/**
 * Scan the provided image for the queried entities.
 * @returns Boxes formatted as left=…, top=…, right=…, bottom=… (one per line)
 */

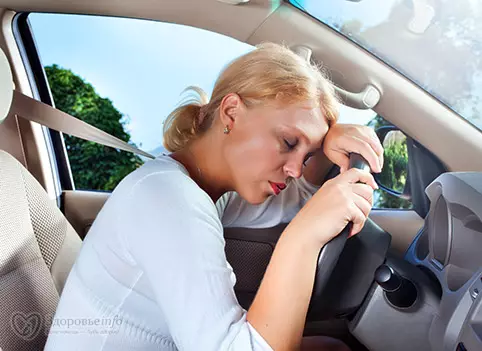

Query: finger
left=339, top=168, right=378, bottom=190
left=352, top=191, right=373, bottom=218
left=355, top=126, right=384, bottom=157
left=367, top=128, right=384, bottom=156
left=349, top=187, right=373, bottom=236
left=368, top=129, right=385, bottom=170
left=349, top=204, right=367, bottom=237
left=336, top=135, right=381, bottom=173
left=349, top=136, right=382, bottom=173
left=327, top=151, right=350, bottom=174
left=350, top=183, right=374, bottom=205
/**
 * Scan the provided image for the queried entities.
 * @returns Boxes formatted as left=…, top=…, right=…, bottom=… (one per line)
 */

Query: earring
left=223, top=126, right=230, bottom=134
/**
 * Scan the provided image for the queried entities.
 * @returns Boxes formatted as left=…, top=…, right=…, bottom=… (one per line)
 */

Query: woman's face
left=223, top=98, right=330, bottom=205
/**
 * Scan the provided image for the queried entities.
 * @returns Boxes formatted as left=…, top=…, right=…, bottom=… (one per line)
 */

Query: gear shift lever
left=375, top=264, right=418, bottom=308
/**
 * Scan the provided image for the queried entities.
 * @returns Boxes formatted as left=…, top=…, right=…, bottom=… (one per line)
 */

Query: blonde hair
left=163, top=43, right=339, bottom=152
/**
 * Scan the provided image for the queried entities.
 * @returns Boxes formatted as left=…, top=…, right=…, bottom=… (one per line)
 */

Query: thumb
left=339, top=168, right=378, bottom=189
left=330, top=153, right=350, bottom=174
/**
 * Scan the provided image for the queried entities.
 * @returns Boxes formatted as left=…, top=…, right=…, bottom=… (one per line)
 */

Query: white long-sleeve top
left=45, top=154, right=320, bottom=350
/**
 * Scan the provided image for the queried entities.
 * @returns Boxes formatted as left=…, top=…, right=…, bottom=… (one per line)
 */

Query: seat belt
left=11, top=90, right=155, bottom=159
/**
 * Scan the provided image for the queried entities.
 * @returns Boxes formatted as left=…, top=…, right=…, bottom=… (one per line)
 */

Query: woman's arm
left=247, top=225, right=320, bottom=350
left=304, top=123, right=384, bottom=186
left=247, top=169, right=377, bottom=350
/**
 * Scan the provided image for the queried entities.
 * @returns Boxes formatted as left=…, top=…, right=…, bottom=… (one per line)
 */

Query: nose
left=283, top=155, right=303, bottom=179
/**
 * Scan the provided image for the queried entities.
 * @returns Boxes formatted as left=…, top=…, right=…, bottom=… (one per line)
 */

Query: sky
left=29, top=12, right=376, bottom=153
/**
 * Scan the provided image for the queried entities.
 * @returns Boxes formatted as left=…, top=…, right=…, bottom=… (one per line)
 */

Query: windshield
left=289, top=0, right=482, bottom=131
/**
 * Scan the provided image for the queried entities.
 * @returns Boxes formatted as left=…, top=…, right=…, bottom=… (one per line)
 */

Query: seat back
left=0, top=47, right=81, bottom=350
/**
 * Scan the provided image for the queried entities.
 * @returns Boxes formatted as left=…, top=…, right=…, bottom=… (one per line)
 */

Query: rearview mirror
left=375, top=126, right=411, bottom=202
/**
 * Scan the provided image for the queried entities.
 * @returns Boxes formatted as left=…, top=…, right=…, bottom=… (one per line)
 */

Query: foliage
left=45, top=64, right=143, bottom=191
left=377, top=138, right=411, bottom=209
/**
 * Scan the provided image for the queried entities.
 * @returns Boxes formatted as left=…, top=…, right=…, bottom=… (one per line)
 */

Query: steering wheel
left=308, top=153, right=371, bottom=315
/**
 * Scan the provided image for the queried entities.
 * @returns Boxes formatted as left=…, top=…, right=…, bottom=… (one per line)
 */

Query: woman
left=45, top=43, right=383, bottom=350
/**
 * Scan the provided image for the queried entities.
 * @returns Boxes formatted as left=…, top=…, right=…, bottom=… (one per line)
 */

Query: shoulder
left=113, top=156, right=221, bottom=230
left=113, top=158, right=226, bottom=257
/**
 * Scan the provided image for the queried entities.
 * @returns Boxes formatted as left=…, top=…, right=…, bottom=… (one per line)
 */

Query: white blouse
left=45, top=154, right=320, bottom=350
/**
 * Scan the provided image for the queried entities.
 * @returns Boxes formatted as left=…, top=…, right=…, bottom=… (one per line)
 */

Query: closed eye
left=284, top=139, right=297, bottom=150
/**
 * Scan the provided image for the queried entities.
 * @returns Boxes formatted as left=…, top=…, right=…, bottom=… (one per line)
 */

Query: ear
left=219, top=93, right=245, bottom=130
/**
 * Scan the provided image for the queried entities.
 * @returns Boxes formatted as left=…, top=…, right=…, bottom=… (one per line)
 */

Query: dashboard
left=406, top=172, right=482, bottom=351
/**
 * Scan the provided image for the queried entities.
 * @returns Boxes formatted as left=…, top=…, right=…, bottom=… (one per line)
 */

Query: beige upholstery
left=0, top=40, right=12, bottom=125
left=0, top=43, right=82, bottom=350
left=0, top=150, right=82, bottom=350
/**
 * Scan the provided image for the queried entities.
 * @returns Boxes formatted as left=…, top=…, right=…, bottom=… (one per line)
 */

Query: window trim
left=13, top=12, right=74, bottom=191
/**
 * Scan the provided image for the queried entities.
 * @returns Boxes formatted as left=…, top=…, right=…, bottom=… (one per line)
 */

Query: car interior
left=1, top=0, right=482, bottom=350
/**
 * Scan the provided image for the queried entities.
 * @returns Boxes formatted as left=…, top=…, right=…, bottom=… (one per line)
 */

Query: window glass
left=29, top=13, right=377, bottom=188
left=29, top=13, right=253, bottom=190
left=338, top=105, right=376, bottom=125
left=289, top=0, right=482, bottom=133
left=29, top=13, right=410, bottom=209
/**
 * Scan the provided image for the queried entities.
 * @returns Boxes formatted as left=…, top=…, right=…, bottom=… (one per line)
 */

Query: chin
left=248, top=196, right=269, bottom=205
left=237, top=187, right=269, bottom=205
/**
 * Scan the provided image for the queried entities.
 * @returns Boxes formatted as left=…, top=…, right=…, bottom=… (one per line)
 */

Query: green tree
left=45, top=64, right=143, bottom=191
left=377, top=139, right=411, bottom=209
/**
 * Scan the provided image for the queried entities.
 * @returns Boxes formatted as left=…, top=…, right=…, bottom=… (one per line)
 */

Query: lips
left=269, top=181, right=287, bottom=195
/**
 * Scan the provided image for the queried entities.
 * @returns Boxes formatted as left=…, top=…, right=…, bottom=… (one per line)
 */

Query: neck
left=170, top=135, right=232, bottom=203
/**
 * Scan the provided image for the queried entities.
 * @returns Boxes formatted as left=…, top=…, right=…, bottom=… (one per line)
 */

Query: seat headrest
left=0, top=47, right=13, bottom=125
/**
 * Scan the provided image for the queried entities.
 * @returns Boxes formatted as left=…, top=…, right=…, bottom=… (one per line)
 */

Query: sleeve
left=218, top=175, right=321, bottom=229
left=121, top=172, right=273, bottom=351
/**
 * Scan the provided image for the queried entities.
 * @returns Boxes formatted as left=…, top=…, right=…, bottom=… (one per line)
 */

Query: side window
left=29, top=13, right=253, bottom=191
left=29, top=13, right=411, bottom=209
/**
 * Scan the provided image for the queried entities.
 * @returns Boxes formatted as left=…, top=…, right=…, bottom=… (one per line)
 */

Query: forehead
left=267, top=102, right=329, bottom=146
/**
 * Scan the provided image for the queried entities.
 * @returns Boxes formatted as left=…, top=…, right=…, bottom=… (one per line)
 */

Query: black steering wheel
left=308, top=153, right=371, bottom=315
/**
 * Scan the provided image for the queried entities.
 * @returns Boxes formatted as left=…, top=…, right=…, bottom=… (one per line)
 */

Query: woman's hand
left=323, top=123, right=384, bottom=174
left=288, top=168, right=378, bottom=246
